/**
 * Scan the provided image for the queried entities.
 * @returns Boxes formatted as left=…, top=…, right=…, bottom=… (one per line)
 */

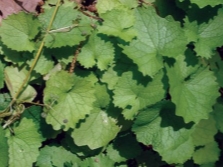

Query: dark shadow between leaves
left=62, top=132, right=103, bottom=157
left=163, top=56, right=175, bottom=67
left=159, top=101, right=194, bottom=131
left=75, top=114, right=89, bottom=129
left=184, top=48, right=199, bottom=67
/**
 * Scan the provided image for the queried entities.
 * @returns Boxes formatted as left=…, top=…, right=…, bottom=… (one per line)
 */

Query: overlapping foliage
left=0, top=0, right=223, bottom=166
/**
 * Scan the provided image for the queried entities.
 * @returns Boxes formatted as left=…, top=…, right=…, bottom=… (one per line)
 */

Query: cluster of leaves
left=0, top=0, right=223, bottom=166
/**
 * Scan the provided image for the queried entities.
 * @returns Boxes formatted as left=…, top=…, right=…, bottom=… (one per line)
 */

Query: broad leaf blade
left=39, top=6, right=93, bottom=48
left=193, top=142, right=220, bottom=165
left=191, top=115, right=217, bottom=146
left=133, top=101, right=194, bottom=164
left=6, top=118, right=44, bottom=167
left=80, top=154, right=115, bottom=167
left=72, top=111, right=120, bottom=149
left=213, top=100, right=223, bottom=133
left=4, top=66, right=37, bottom=102
left=0, top=12, right=40, bottom=52
left=43, top=71, right=96, bottom=130
left=96, top=0, right=118, bottom=13
left=0, top=127, right=9, bottom=167
left=22, top=106, right=60, bottom=139
left=113, top=70, right=166, bottom=119
left=107, top=133, right=142, bottom=162
left=193, top=9, right=223, bottom=58
left=166, top=54, right=219, bottom=123
left=36, top=146, right=80, bottom=167
left=122, top=7, right=187, bottom=77
left=78, top=32, right=115, bottom=70
left=27, top=54, right=54, bottom=75
left=190, top=0, right=223, bottom=8
left=98, top=8, right=136, bottom=42
left=0, top=60, right=4, bottom=89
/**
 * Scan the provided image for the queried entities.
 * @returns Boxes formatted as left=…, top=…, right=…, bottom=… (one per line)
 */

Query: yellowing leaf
left=4, top=66, right=37, bottom=102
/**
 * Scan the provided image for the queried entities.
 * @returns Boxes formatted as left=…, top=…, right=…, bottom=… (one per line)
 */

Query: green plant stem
left=11, top=0, right=61, bottom=105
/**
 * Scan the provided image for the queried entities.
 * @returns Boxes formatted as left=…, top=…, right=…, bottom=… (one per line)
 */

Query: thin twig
left=80, top=10, right=103, bottom=21
left=69, top=44, right=82, bottom=73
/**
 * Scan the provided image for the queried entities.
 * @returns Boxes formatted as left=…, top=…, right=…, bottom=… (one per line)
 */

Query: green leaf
left=93, top=84, right=111, bottom=109
left=119, top=0, right=138, bottom=8
left=193, top=142, right=220, bottom=165
left=183, top=17, right=199, bottom=43
left=0, top=12, right=40, bottom=52
left=6, top=118, right=44, bottom=167
left=98, top=8, right=136, bottom=42
left=1, top=46, right=31, bottom=66
left=133, top=101, right=194, bottom=164
left=72, top=111, right=120, bottom=149
left=39, top=6, right=93, bottom=48
left=36, top=146, right=80, bottom=167
left=200, top=163, right=216, bottom=167
left=80, top=154, right=115, bottom=167
left=191, top=115, right=217, bottom=146
left=43, top=70, right=96, bottom=130
left=96, top=0, right=124, bottom=14
left=101, top=55, right=136, bottom=90
left=107, top=133, right=142, bottom=162
left=43, top=47, right=76, bottom=65
left=96, top=0, right=138, bottom=14
left=27, top=54, right=54, bottom=75
left=213, top=100, right=223, bottom=133
left=122, top=7, right=187, bottom=77
left=113, top=70, right=166, bottom=119
left=190, top=0, right=223, bottom=8
left=0, top=93, right=11, bottom=111
left=101, top=65, right=121, bottom=90
left=77, top=32, right=115, bottom=70
left=74, top=68, right=98, bottom=86
left=4, top=66, right=37, bottom=103
left=209, top=53, right=223, bottom=87
left=0, top=127, right=9, bottom=167
left=166, top=54, right=219, bottom=123
left=62, top=134, right=105, bottom=157
left=22, top=106, right=60, bottom=139
left=193, top=9, right=223, bottom=58
left=0, top=60, right=4, bottom=89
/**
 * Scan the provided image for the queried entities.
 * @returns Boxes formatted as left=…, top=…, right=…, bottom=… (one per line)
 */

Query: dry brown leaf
left=0, top=0, right=41, bottom=24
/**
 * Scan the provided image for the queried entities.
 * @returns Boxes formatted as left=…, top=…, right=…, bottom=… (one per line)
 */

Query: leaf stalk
left=12, top=0, right=61, bottom=104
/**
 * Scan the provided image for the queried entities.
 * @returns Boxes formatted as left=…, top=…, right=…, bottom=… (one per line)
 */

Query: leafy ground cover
left=0, top=0, right=223, bottom=166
